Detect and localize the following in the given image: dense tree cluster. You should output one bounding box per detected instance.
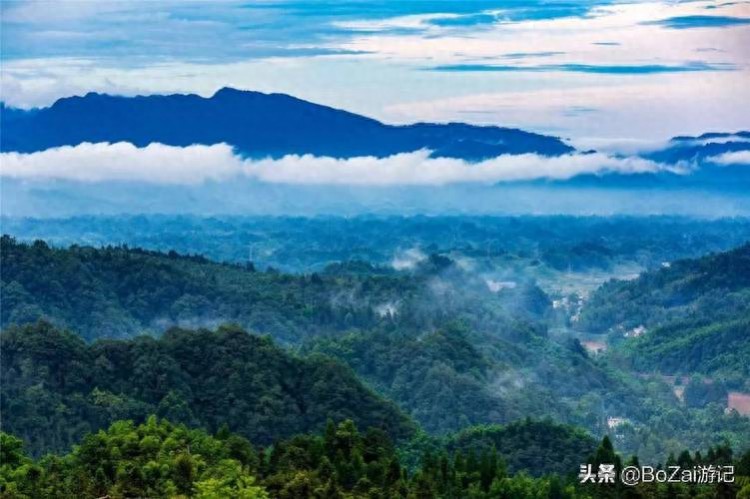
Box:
[0,235,415,342]
[3,417,750,499]
[0,417,268,498]
[307,324,506,434]
[443,420,596,476]
[580,243,750,389]
[1,322,414,457]
[581,242,750,332]
[304,321,750,463]
[0,235,549,342]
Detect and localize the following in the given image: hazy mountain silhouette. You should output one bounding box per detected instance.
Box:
[1,88,573,160]
[646,131,750,164]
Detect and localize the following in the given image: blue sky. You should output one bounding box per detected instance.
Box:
[1,0,749,142]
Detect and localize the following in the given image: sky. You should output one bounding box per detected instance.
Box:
[2,0,749,144]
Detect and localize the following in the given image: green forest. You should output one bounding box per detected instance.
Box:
[580,243,750,390]
[3,416,749,498]
[0,234,548,342]
[2,217,750,498]
[1,321,414,456]
[3,236,749,463]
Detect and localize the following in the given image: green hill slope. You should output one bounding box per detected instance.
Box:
[0,322,415,456]
[579,243,750,386]
[0,235,548,343]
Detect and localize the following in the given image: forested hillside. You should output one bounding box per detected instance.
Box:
[3,417,749,498]
[305,319,750,462]
[0,235,548,342]
[580,243,750,332]
[579,243,750,388]
[307,323,659,434]
[3,236,750,463]
[0,235,405,342]
[443,420,596,476]
[306,325,507,434]
[0,322,414,456]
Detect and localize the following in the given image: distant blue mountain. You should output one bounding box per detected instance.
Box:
[514,131,750,191]
[0,87,573,160]
[645,131,750,164]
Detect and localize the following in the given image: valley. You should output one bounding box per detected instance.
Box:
[2,215,749,471]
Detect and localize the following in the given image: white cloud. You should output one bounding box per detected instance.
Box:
[385,71,750,140]
[709,150,750,165]
[336,1,750,66]
[333,13,450,33]
[686,135,750,146]
[247,149,669,185]
[1,141,677,186]
[391,248,427,270]
[0,142,244,184]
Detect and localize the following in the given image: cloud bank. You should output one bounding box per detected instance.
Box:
[0,142,243,185]
[709,151,750,165]
[1,141,676,186]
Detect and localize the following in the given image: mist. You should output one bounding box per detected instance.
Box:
[3,177,749,218]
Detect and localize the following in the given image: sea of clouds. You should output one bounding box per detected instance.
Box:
[1,141,685,186]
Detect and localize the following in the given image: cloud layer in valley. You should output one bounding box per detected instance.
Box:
[0,142,242,185]
[709,150,750,165]
[0,142,676,186]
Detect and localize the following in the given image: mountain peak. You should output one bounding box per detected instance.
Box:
[212,86,259,99]
[1,89,573,159]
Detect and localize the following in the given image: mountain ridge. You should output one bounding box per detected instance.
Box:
[0,87,574,160]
